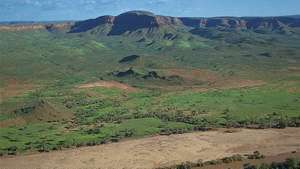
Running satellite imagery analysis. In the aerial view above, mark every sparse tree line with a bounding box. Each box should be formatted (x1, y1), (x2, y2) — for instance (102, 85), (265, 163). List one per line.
(92, 110), (300, 129)
(0, 128), (135, 156)
(157, 151), (265, 169)
(156, 151), (300, 169)
(74, 108), (300, 138)
(243, 158), (300, 169)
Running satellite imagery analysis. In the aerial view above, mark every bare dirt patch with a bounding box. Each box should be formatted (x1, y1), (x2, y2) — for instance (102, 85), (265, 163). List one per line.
(77, 80), (137, 92)
(0, 101), (73, 128)
(287, 86), (300, 94)
(164, 68), (218, 83)
(160, 68), (265, 91)
(0, 79), (36, 102)
(212, 78), (266, 89)
(1, 128), (299, 169)
(288, 66), (300, 72)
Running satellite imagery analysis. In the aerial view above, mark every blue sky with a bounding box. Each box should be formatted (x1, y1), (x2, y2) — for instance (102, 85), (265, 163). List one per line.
(0, 0), (299, 21)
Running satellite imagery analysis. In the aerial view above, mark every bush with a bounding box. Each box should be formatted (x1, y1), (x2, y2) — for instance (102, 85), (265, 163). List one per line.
(246, 151), (265, 160)
(243, 163), (257, 169)
(86, 141), (96, 146)
(243, 158), (300, 169)
(204, 160), (221, 165)
(7, 146), (17, 155)
(110, 137), (120, 143)
(176, 162), (192, 169)
(221, 154), (244, 163)
(100, 140), (107, 144)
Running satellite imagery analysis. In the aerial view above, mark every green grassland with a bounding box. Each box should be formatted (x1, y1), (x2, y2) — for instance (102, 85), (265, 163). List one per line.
(0, 28), (300, 155)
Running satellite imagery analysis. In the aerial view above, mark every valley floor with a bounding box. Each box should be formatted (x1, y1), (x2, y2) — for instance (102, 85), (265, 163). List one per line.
(1, 128), (300, 169)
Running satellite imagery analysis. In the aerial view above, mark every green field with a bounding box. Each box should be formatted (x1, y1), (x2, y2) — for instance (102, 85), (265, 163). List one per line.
(0, 23), (300, 156)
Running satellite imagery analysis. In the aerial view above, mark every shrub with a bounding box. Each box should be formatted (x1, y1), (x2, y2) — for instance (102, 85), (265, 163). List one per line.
(243, 163), (257, 169)
(176, 162), (192, 169)
(222, 154), (244, 163)
(243, 158), (300, 169)
(7, 146), (17, 155)
(110, 138), (120, 143)
(246, 151), (265, 159)
(86, 141), (96, 146)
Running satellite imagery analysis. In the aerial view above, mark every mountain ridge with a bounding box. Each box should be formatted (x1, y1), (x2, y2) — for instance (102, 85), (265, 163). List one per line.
(1, 11), (300, 34)
(69, 11), (300, 37)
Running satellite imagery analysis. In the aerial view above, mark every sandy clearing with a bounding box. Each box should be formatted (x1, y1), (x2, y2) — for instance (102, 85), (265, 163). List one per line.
(1, 128), (300, 169)
(77, 81), (137, 92)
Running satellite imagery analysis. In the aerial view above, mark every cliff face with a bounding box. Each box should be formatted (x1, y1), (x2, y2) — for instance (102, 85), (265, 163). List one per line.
(180, 16), (300, 30)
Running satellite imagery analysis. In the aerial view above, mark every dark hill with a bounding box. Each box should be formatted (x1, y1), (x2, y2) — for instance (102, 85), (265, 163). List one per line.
(69, 15), (115, 33)
(108, 11), (158, 35)
(119, 55), (140, 63)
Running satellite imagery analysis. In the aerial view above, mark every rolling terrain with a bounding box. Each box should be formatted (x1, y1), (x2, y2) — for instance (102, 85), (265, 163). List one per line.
(0, 10), (300, 162)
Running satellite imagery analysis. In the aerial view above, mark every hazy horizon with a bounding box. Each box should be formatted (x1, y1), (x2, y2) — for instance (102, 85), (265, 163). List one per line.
(0, 0), (300, 22)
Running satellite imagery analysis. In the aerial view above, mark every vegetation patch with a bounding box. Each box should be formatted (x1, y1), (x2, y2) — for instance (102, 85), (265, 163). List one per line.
(119, 55), (141, 63)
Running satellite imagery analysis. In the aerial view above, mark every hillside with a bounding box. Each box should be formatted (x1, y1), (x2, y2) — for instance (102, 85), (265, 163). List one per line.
(0, 11), (300, 156)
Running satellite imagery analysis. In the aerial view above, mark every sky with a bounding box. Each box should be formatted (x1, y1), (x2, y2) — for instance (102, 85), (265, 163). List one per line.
(0, 0), (300, 21)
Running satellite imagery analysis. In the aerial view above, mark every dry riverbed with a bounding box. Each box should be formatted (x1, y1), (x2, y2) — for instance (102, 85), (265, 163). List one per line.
(1, 128), (300, 169)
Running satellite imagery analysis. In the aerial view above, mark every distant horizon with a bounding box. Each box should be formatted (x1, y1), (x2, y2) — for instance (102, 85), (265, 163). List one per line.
(0, 10), (299, 23)
(1, 0), (300, 22)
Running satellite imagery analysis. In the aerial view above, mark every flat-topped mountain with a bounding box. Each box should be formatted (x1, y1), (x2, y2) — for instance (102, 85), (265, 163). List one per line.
(1, 11), (300, 36)
(68, 11), (300, 35)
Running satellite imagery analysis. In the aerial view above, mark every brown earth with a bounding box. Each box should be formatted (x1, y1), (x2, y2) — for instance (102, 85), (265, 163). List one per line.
(0, 101), (73, 128)
(288, 87), (300, 94)
(0, 79), (35, 102)
(158, 68), (265, 91)
(77, 80), (137, 92)
(1, 128), (300, 169)
(164, 68), (218, 83)
(211, 78), (266, 89)
(288, 66), (300, 72)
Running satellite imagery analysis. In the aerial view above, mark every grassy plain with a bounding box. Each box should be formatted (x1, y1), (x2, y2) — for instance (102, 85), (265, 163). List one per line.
(0, 28), (300, 155)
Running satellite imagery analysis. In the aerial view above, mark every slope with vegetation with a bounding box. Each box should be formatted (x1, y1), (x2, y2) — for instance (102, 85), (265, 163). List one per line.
(0, 11), (300, 155)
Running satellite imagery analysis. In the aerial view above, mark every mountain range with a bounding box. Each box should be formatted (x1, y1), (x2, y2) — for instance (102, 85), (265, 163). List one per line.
(1, 11), (300, 36)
